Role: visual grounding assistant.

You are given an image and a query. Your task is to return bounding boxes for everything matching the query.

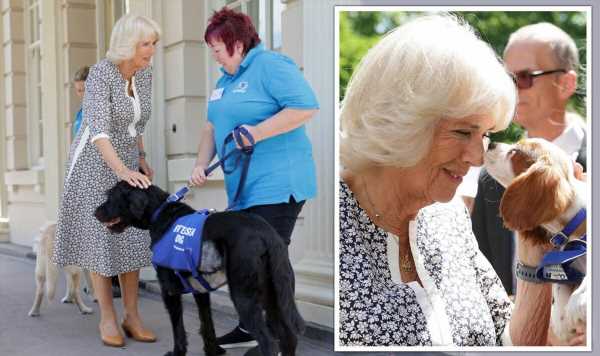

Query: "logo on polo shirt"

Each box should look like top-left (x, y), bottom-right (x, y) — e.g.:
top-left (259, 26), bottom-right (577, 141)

top-left (232, 81), bottom-right (248, 94)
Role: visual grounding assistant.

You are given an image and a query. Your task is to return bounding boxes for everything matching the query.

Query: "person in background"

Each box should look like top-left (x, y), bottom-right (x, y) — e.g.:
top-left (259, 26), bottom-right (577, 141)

top-left (189, 7), bottom-right (319, 352)
top-left (72, 66), bottom-right (89, 139)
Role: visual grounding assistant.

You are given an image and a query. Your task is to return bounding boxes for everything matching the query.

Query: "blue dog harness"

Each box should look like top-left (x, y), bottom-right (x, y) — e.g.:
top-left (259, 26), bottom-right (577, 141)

top-left (150, 126), bottom-right (255, 294)
top-left (151, 208), bottom-right (226, 293)
top-left (536, 208), bottom-right (587, 284)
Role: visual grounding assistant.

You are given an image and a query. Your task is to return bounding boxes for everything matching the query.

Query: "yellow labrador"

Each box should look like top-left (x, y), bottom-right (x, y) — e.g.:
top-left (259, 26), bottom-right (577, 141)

top-left (28, 224), bottom-right (94, 316)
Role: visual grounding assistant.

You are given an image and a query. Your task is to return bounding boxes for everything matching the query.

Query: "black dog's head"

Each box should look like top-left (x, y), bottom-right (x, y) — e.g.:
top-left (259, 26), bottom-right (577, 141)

top-left (95, 181), bottom-right (169, 233)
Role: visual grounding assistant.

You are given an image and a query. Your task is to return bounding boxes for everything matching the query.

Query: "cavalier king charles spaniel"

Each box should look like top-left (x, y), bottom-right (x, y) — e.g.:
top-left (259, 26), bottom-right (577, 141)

top-left (484, 138), bottom-right (587, 345)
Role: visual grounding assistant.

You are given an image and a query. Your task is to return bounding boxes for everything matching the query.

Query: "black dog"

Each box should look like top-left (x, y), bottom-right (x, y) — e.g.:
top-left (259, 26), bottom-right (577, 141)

top-left (95, 181), bottom-right (305, 356)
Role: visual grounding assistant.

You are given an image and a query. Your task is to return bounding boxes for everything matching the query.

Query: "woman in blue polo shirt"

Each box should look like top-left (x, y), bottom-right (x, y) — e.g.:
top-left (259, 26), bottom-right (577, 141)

top-left (189, 7), bottom-right (319, 350)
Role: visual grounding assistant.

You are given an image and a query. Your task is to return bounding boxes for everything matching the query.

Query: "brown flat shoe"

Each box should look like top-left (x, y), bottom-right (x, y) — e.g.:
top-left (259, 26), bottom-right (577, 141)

top-left (122, 320), bottom-right (157, 343)
top-left (99, 326), bottom-right (125, 347)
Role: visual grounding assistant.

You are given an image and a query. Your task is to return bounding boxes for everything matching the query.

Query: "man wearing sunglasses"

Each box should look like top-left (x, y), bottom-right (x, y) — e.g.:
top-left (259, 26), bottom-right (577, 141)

top-left (471, 22), bottom-right (587, 335)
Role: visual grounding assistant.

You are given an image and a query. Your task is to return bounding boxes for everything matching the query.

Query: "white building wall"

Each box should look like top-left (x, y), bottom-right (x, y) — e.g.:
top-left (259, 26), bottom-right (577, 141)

top-left (1, 0), bottom-right (336, 329)
top-left (2, 0), bottom-right (46, 246)
top-left (281, 0), bottom-right (335, 329)
top-left (0, 2), bottom-right (8, 240)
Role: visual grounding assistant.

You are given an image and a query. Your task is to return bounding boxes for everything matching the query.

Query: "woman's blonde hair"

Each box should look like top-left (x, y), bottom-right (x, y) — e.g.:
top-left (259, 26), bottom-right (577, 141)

top-left (340, 14), bottom-right (517, 172)
top-left (106, 14), bottom-right (161, 63)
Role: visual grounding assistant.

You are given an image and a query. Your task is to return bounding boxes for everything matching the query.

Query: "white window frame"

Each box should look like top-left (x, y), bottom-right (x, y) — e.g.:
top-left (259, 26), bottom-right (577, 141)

top-left (224, 0), bottom-right (276, 50)
top-left (25, 0), bottom-right (44, 168)
top-left (0, 3), bottom-right (5, 219)
top-left (97, 0), bottom-right (129, 58)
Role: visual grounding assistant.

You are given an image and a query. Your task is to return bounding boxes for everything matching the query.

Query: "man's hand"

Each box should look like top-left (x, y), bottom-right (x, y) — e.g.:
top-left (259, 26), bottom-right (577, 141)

top-left (568, 323), bottom-right (586, 346)
top-left (573, 161), bottom-right (586, 182)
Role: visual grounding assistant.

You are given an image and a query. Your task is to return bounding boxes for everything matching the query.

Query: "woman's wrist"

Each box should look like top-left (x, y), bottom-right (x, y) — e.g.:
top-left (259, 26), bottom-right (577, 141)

top-left (115, 165), bottom-right (129, 177)
top-left (138, 150), bottom-right (146, 159)
top-left (250, 125), bottom-right (264, 142)
top-left (194, 160), bottom-right (208, 169)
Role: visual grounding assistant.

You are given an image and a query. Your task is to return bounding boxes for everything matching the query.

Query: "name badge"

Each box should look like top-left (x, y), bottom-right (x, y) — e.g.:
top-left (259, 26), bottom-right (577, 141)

top-left (209, 88), bottom-right (224, 101)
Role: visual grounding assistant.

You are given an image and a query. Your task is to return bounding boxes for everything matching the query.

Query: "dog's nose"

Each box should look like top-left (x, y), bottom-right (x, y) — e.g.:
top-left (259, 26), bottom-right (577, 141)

top-left (488, 141), bottom-right (496, 150)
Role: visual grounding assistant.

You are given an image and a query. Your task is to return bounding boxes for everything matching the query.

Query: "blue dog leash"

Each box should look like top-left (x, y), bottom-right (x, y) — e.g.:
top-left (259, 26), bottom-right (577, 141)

top-left (535, 207), bottom-right (587, 284)
top-left (150, 126), bottom-right (255, 223)
top-left (205, 125), bottom-right (255, 210)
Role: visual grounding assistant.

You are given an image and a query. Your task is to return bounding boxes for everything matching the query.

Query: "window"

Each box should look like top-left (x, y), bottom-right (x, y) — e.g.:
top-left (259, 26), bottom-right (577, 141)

top-left (26, 0), bottom-right (43, 167)
top-left (224, 0), bottom-right (286, 51)
top-left (95, 0), bottom-right (129, 59)
top-left (271, 0), bottom-right (285, 51)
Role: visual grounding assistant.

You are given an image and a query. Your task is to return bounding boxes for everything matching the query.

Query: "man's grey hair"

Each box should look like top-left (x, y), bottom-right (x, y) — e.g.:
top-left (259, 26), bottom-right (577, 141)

top-left (505, 22), bottom-right (579, 71)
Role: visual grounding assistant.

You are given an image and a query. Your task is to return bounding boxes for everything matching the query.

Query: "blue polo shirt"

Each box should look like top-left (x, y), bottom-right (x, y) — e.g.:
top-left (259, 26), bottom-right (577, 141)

top-left (73, 108), bottom-right (83, 139)
top-left (207, 44), bottom-right (319, 210)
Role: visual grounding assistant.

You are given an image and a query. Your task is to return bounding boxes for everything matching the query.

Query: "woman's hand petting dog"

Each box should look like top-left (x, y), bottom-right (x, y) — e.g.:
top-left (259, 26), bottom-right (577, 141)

top-left (116, 167), bottom-right (151, 189)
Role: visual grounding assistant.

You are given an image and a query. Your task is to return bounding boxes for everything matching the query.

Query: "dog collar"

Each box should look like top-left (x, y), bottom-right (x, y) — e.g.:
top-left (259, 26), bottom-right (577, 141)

top-left (549, 207), bottom-right (586, 247)
top-left (150, 186), bottom-right (189, 224)
top-left (536, 235), bottom-right (586, 284)
top-left (516, 208), bottom-right (587, 285)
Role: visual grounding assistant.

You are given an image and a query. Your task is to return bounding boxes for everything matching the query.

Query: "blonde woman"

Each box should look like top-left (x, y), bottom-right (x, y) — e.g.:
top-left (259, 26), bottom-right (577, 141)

top-left (339, 14), bottom-right (554, 346)
top-left (53, 14), bottom-right (160, 347)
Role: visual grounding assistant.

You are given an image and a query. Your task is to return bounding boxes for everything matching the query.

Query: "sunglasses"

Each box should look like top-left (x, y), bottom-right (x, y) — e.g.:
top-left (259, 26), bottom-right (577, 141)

top-left (512, 69), bottom-right (566, 89)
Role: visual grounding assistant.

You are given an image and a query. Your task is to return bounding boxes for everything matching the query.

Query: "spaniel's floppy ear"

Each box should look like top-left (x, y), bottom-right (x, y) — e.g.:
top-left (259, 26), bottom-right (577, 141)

top-left (500, 158), bottom-right (573, 231)
top-left (128, 189), bottom-right (149, 220)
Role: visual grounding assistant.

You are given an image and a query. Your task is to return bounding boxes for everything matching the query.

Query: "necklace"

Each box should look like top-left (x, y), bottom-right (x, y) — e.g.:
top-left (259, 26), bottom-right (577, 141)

top-left (361, 177), bottom-right (383, 219)
top-left (399, 252), bottom-right (415, 273)
top-left (389, 233), bottom-right (415, 273)
top-left (361, 178), bottom-right (416, 274)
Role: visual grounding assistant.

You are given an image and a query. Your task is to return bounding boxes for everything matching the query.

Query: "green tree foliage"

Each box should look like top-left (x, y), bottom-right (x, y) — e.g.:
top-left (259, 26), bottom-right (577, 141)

top-left (339, 11), bottom-right (587, 143)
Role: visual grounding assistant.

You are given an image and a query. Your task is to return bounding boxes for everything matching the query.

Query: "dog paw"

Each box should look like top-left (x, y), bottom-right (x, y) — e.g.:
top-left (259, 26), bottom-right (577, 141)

top-left (205, 345), bottom-right (226, 356)
top-left (164, 351), bottom-right (185, 356)
top-left (28, 309), bottom-right (40, 317)
top-left (79, 305), bottom-right (94, 315)
top-left (165, 348), bottom-right (188, 356)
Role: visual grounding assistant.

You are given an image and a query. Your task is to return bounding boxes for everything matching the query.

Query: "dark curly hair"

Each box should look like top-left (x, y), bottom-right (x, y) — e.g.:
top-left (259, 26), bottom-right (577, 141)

top-left (204, 7), bottom-right (261, 56)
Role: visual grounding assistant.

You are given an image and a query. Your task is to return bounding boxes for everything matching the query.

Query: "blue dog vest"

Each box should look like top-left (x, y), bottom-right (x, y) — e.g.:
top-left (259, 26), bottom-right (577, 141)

top-left (152, 209), bottom-right (227, 293)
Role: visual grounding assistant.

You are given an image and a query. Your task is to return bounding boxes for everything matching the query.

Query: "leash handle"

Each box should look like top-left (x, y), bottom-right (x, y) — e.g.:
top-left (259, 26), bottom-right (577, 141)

top-left (233, 126), bottom-right (255, 152)
top-left (204, 126), bottom-right (255, 176)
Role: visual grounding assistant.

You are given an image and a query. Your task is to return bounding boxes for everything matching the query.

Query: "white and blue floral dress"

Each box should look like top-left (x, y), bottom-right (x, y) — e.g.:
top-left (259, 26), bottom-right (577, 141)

top-left (53, 59), bottom-right (153, 277)
top-left (338, 181), bottom-right (513, 346)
